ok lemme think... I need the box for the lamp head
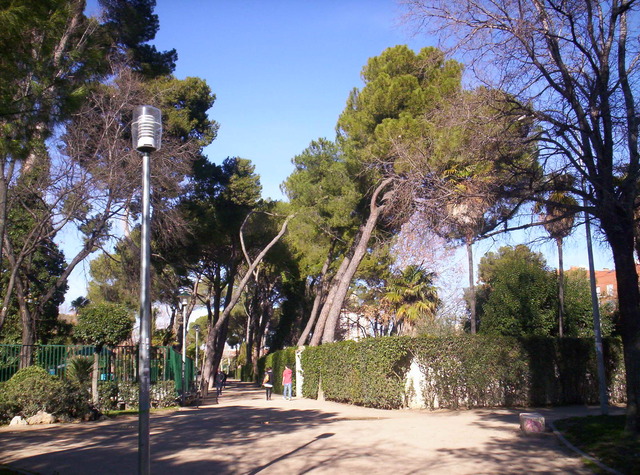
[132,105,162,152]
[179,292,190,307]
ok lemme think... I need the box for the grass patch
[554,415,640,474]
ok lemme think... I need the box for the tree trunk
[556,237,565,337]
[19,310,35,369]
[92,351,100,406]
[201,214,294,394]
[309,253,352,346]
[604,218,640,434]
[297,251,333,346]
[466,236,476,334]
[321,179,393,343]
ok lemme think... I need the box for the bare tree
[402,0,640,433]
[1,64,198,361]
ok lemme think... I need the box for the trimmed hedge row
[412,336,528,409]
[257,346,297,396]
[263,336,625,410]
[301,337,412,409]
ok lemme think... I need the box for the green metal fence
[0,344,195,393]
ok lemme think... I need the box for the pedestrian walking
[282,365,293,400]
[215,370,225,397]
[262,367,274,400]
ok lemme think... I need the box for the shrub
[152,381,178,408]
[0,382,16,423]
[57,380,92,418]
[65,355,93,390]
[1,366,91,421]
[412,336,528,409]
[98,380,119,411]
[118,381,139,408]
[3,366,65,417]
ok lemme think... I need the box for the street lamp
[132,105,161,475]
[179,292,190,406]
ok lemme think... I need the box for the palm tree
[382,265,440,335]
[536,192,577,337]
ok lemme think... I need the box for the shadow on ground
[0,381,340,475]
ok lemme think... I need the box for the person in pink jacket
[282,365,293,400]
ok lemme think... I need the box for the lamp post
[132,105,162,475]
[193,324,200,393]
[179,293,190,406]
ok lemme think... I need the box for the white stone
[9,416,27,426]
[27,410,56,425]
[405,359,426,409]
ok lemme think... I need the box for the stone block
[10,416,27,426]
[519,412,545,433]
[27,410,56,425]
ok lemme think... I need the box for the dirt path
[0,380,611,474]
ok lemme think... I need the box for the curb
[549,421,622,475]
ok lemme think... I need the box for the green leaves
[74,302,133,348]
[476,245,557,337]
[300,337,412,409]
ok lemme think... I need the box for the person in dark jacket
[262,367,274,400]
[215,370,225,397]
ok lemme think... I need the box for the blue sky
[63,0,613,308]
[148,1,612,263]
[150,0,428,200]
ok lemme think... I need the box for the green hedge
[412,336,528,409]
[290,336,625,410]
[257,347,297,396]
[96,380,177,410]
[301,337,412,409]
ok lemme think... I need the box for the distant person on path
[282,365,293,400]
[215,370,225,397]
[262,367,274,400]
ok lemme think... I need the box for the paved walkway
[0,380,619,474]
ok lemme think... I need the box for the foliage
[151,381,178,408]
[283,138,361,272]
[1,365,90,420]
[414,336,625,408]
[118,381,140,408]
[87,237,140,310]
[257,347,298,396]
[74,303,133,349]
[99,0,177,78]
[0,382,11,422]
[474,245,608,338]
[2,366,63,417]
[97,380,176,410]
[300,337,412,409]
[292,335,624,410]
[97,380,120,411]
[563,268,615,338]
[381,265,440,335]
[65,355,93,390]
[412,336,528,408]
[402,0,640,433]
[476,245,557,336]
